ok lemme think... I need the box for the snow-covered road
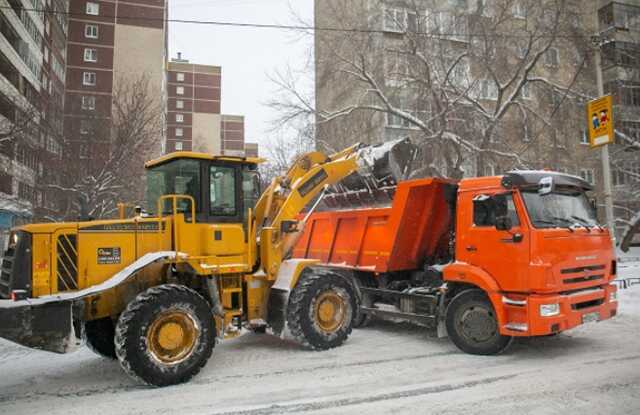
[1,266,639,415]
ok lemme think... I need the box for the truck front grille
[560,264,606,287]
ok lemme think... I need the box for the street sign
[586,95,614,148]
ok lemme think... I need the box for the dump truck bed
[293,178,456,273]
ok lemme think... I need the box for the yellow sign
[586,95,614,148]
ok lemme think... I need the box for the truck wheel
[287,270,356,350]
[84,317,116,359]
[114,284,215,386]
[445,289,513,355]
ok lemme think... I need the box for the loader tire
[445,289,513,356]
[287,270,356,350]
[114,284,215,386]
[84,317,116,359]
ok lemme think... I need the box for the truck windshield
[521,189,598,229]
[145,159,200,214]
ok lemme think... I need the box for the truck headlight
[540,303,560,317]
[609,290,617,302]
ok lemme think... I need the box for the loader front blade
[0,300,79,353]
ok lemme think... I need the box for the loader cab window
[242,170,260,212]
[146,159,201,214]
[209,166,237,216]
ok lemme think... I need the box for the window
[483,163,496,177]
[175,141,183,151]
[79,144,88,159]
[83,72,96,86]
[620,86,640,107]
[145,159,201,214]
[580,129,589,145]
[176,100,184,109]
[81,96,96,110]
[175,127,183,137]
[85,24,98,39]
[176,73,185,82]
[428,12,468,41]
[80,120,91,134]
[512,1,526,18]
[84,48,97,62]
[579,168,594,184]
[176,86,185,95]
[384,8,406,33]
[176,113,184,123]
[473,194,519,227]
[86,2,99,15]
[476,79,498,100]
[475,0,493,17]
[209,166,237,216]
[385,50,409,80]
[544,48,560,67]
[520,83,531,99]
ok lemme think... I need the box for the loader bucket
[0,300,79,353]
[324,138,418,209]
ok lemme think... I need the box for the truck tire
[445,289,513,355]
[114,284,215,386]
[84,317,116,359]
[287,270,356,350]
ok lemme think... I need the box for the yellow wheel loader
[0,138,416,386]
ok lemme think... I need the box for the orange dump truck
[293,171,618,354]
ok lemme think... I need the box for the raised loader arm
[252,138,417,280]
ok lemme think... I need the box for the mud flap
[266,287,289,337]
[0,300,80,353]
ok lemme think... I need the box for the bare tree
[272,0,595,179]
[50,75,163,220]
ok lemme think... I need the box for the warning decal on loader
[97,247,122,264]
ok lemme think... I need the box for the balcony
[599,2,640,32]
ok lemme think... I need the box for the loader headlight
[8,232,18,248]
[540,303,560,317]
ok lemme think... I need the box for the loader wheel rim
[314,290,346,333]
[147,310,200,365]
[457,306,497,344]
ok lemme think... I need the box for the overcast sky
[168,0,314,151]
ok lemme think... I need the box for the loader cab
[144,152,263,224]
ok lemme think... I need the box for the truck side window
[210,166,237,216]
[473,194,520,227]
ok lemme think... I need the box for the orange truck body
[294,174,618,338]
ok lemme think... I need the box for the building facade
[63,0,168,178]
[314,0,640,234]
[0,0,69,245]
[166,55,258,157]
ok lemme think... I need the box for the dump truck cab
[450,171,617,337]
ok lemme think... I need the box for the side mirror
[495,216,513,231]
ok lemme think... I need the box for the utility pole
[592,34,616,246]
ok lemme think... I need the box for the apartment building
[63,0,168,173]
[598,0,640,236]
[0,0,68,244]
[166,56,258,157]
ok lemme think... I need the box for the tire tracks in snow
[211,374,519,415]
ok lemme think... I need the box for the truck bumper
[0,299,80,353]
[500,284,618,337]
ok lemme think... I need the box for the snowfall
[1,252,639,415]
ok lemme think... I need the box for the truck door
[457,191,530,292]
